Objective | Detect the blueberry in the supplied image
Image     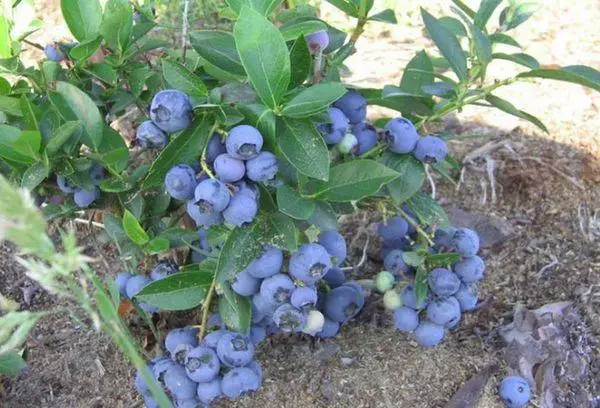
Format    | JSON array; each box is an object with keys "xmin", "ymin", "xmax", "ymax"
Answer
[
  {"xmin": 203, "ymin": 330, "xmax": 226, "ymax": 349},
  {"xmin": 433, "ymin": 227, "xmax": 457, "ymax": 249},
  {"xmin": 165, "ymin": 327, "xmax": 199, "ymax": 363},
  {"xmin": 375, "ymin": 271, "xmax": 395, "ymax": 293},
  {"xmin": 451, "ymin": 228, "xmax": 481, "ymax": 258},
  {"xmin": 165, "ymin": 164, "xmax": 197, "ymax": 200},
  {"xmin": 306, "ymin": 30, "xmax": 329, "ymax": 54},
  {"xmin": 454, "ymin": 283, "xmax": 478, "ymax": 311},
  {"xmin": 44, "ymin": 44, "xmax": 64, "ymax": 62},
  {"xmin": 152, "ymin": 357, "xmax": 177, "ymax": 382},
  {"xmin": 222, "ymin": 192, "xmax": 258, "ymax": 227},
  {"xmin": 289, "ymin": 243, "xmax": 332, "ymax": 284},
  {"xmin": 378, "ymin": 216, "xmax": 409, "ymax": 241},
  {"xmin": 413, "ymin": 321, "xmax": 445, "ymax": 348},
  {"xmin": 174, "ymin": 399, "xmax": 201, "ymax": 408},
  {"xmin": 337, "ymin": 133, "xmax": 359, "ymax": 154},
  {"xmin": 317, "ymin": 107, "xmax": 349, "ymax": 144},
  {"xmin": 352, "ymin": 122, "xmax": 378, "ymax": 155},
  {"xmin": 381, "ymin": 238, "xmax": 411, "ymax": 259},
  {"xmin": 324, "ymin": 285, "xmax": 365, "ymax": 323},
  {"xmin": 89, "ymin": 164, "xmax": 105, "ymax": 185},
  {"xmin": 125, "ymin": 275, "xmax": 152, "ymax": 299},
  {"xmin": 231, "ymin": 270, "xmax": 260, "ymax": 296},
  {"xmin": 205, "ymin": 133, "xmax": 226, "ymax": 163},
  {"xmin": 136, "ymin": 120, "xmax": 168, "ymax": 149},
  {"xmin": 426, "ymin": 297, "xmax": 461, "ymax": 328},
  {"xmin": 245, "ymin": 246, "xmax": 283, "ymax": 279},
  {"xmin": 245, "ymin": 151, "xmax": 278, "ymax": 182},
  {"xmin": 413, "ymin": 135, "xmax": 448, "ymax": 164},
  {"xmin": 383, "ymin": 250, "xmax": 409, "ymax": 275},
  {"xmin": 194, "ymin": 179, "xmax": 231, "ymax": 213},
  {"xmin": 383, "ymin": 289, "xmax": 402, "ymax": 310},
  {"xmin": 249, "ymin": 326, "xmax": 267, "ymax": 345},
  {"xmin": 191, "ymin": 229, "xmax": 212, "ymax": 263},
  {"xmin": 324, "ymin": 266, "xmax": 345, "ymax": 288},
  {"xmin": 245, "ymin": 361, "xmax": 263, "ymax": 384},
  {"xmin": 74, "ymin": 187, "xmax": 100, "ymax": 208},
  {"xmin": 226, "ymin": 125, "xmax": 263, "ymax": 160},
  {"xmin": 234, "ymin": 180, "xmax": 260, "ymax": 201},
  {"xmin": 333, "ymin": 90, "xmax": 367, "ymax": 124},
  {"xmin": 498, "ymin": 376, "xmax": 531, "ymax": 408},
  {"xmin": 214, "ymin": 153, "xmax": 246, "ymax": 183},
  {"xmin": 186, "ymin": 202, "xmax": 223, "ymax": 227},
  {"xmin": 184, "ymin": 345, "xmax": 220, "ymax": 383},
  {"xmin": 56, "ymin": 175, "xmax": 76, "ymax": 193},
  {"xmin": 427, "ymin": 268, "xmax": 461, "ymax": 297},
  {"xmin": 393, "ymin": 306, "xmax": 420, "ymax": 332},
  {"xmin": 216, "ymin": 332, "xmax": 254, "ymax": 367},
  {"xmin": 384, "ymin": 117, "xmax": 419, "ymax": 154},
  {"xmin": 273, "ymin": 303, "xmax": 307, "ymax": 333},
  {"xmin": 114, "ymin": 272, "xmax": 132, "ymax": 297},
  {"xmin": 196, "ymin": 377, "xmax": 222, "ymax": 405},
  {"xmin": 150, "ymin": 90, "xmax": 193, "ymax": 133},
  {"xmin": 143, "ymin": 396, "xmax": 159, "ymax": 408},
  {"xmin": 150, "ymin": 259, "xmax": 179, "ymax": 281},
  {"xmin": 290, "ymin": 286, "xmax": 318, "ymax": 309},
  {"xmin": 260, "ymin": 274, "xmax": 295, "ymax": 306},
  {"xmin": 135, "ymin": 365, "xmax": 155, "ymax": 396},
  {"xmin": 316, "ymin": 317, "xmax": 340, "ymax": 338},
  {"xmin": 221, "ymin": 367, "xmax": 261, "ymax": 399},
  {"xmin": 163, "ymin": 364, "xmax": 198, "ymax": 401},
  {"xmin": 401, "ymin": 283, "xmax": 430, "ymax": 310},
  {"xmin": 318, "ymin": 230, "xmax": 347, "ymax": 266},
  {"xmin": 252, "ymin": 293, "xmax": 276, "ymax": 320}
]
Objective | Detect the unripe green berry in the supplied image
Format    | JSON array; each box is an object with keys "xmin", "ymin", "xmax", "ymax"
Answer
[
  {"xmin": 375, "ymin": 271, "xmax": 395, "ymax": 293},
  {"xmin": 302, "ymin": 310, "xmax": 325, "ymax": 335},
  {"xmin": 337, "ymin": 133, "xmax": 358, "ymax": 154},
  {"xmin": 383, "ymin": 289, "xmax": 402, "ymax": 310}
]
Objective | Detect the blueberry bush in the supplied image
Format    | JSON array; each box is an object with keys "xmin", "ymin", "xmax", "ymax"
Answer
[{"xmin": 0, "ymin": 0, "xmax": 598, "ymax": 407}]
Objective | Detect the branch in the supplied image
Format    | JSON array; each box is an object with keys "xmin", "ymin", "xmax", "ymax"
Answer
[{"xmin": 181, "ymin": 0, "xmax": 191, "ymax": 64}]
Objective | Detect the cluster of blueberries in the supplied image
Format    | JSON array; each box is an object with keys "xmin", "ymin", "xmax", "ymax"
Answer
[
  {"xmin": 55, "ymin": 163, "xmax": 105, "ymax": 208},
  {"xmin": 372, "ymin": 211, "xmax": 485, "ymax": 348}
]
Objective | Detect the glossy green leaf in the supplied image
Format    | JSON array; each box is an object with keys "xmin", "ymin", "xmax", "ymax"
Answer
[
  {"xmin": 492, "ymin": 52, "xmax": 539, "ymax": 69},
  {"xmin": 122, "ymin": 209, "xmax": 149, "ymax": 245},
  {"xmin": 162, "ymin": 59, "xmax": 208, "ymax": 97},
  {"xmin": 406, "ymin": 192, "xmax": 452, "ymax": 231},
  {"xmin": 307, "ymin": 201, "xmax": 339, "ymax": 231},
  {"xmin": 215, "ymin": 225, "xmax": 262, "ymax": 286},
  {"xmin": 380, "ymin": 152, "xmax": 425, "ymax": 203},
  {"xmin": 276, "ymin": 184, "xmax": 315, "ymax": 220},
  {"xmin": 20, "ymin": 95, "xmax": 39, "ymax": 130},
  {"xmin": 485, "ymin": 94, "xmax": 548, "ymax": 132},
  {"xmin": 219, "ymin": 284, "xmax": 252, "ymax": 333},
  {"xmin": 402, "ymin": 251, "xmax": 424, "ymax": 267},
  {"xmin": 60, "ymin": 0, "xmax": 102, "ymax": 41},
  {"xmin": 256, "ymin": 212, "xmax": 298, "ymax": 251},
  {"xmin": 471, "ymin": 24, "xmax": 492, "ymax": 68},
  {"xmin": 369, "ymin": 9, "xmax": 397, "ymax": 24},
  {"xmin": 282, "ymin": 83, "xmax": 346, "ymax": 118},
  {"xmin": 289, "ymin": 35, "xmax": 311, "ymax": 86},
  {"xmin": 414, "ymin": 265, "xmax": 429, "ymax": 306},
  {"xmin": 135, "ymin": 271, "xmax": 213, "ymax": 310},
  {"xmin": 189, "ymin": 31, "xmax": 246, "ymax": 77},
  {"xmin": 280, "ymin": 19, "xmax": 327, "ymax": 41},
  {"xmin": 100, "ymin": 0, "xmax": 133, "ymax": 55},
  {"xmin": 517, "ymin": 66, "xmax": 600, "ymax": 93},
  {"xmin": 146, "ymin": 237, "xmax": 170, "ymax": 254},
  {"xmin": 234, "ymin": 7, "xmax": 290, "ymax": 109}
]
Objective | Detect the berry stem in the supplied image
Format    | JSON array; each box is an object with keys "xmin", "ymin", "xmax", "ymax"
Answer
[
  {"xmin": 396, "ymin": 206, "xmax": 435, "ymax": 246},
  {"xmin": 349, "ymin": 18, "xmax": 367, "ymax": 45},
  {"xmin": 181, "ymin": 0, "xmax": 191, "ymax": 64},
  {"xmin": 23, "ymin": 39, "xmax": 44, "ymax": 51},
  {"xmin": 200, "ymin": 124, "xmax": 219, "ymax": 179},
  {"xmin": 197, "ymin": 276, "xmax": 217, "ymax": 341}
]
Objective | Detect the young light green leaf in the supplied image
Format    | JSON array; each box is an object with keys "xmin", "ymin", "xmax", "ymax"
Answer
[
  {"xmin": 406, "ymin": 192, "xmax": 452, "ymax": 231},
  {"xmin": 0, "ymin": 351, "xmax": 26, "ymax": 376},
  {"xmin": 135, "ymin": 271, "xmax": 213, "ymax": 310},
  {"xmin": 380, "ymin": 152, "xmax": 425, "ymax": 203},
  {"xmin": 162, "ymin": 59, "xmax": 208, "ymax": 97},
  {"xmin": 146, "ymin": 237, "xmax": 170, "ymax": 254},
  {"xmin": 60, "ymin": 0, "xmax": 102, "ymax": 41},
  {"xmin": 475, "ymin": 0, "xmax": 502, "ymax": 29},
  {"xmin": 486, "ymin": 94, "xmax": 548, "ymax": 132},
  {"xmin": 402, "ymin": 251, "xmax": 424, "ymax": 267},
  {"xmin": 282, "ymin": 83, "xmax": 347, "ymax": 118},
  {"xmin": 280, "ymin": 19, "xmax": 327, "ymax": 41},
  {"xmin": 0, "ymin": 16, "xmax": 10, "ymax": 59},
  {"xmin": 122, "ymin": 209, "xmax": 149, "ymax": 245},
  {"xmin": 368, "ymin": 9, "xmax": 397, "ymax": 24},
  {"xmin": 100, "ymin": 0, "xmax": 133, "ymax": 55},
  {"xmin": 492, "ymin": 52, "xmax": 539, "ymax": 69},
  {"xmin": 277, "ymin": 117, "xmax": 329, "ymax": 181},
  {"xmin": 276, "ymin": 184, "xmax": 315, "ymax": 220},
  {"xmin": 517, "ymin": 65, "xmax": 600, "ymax": 93},
  {"xmin": 421, "ymin": 8, "xmax": 468, "ymax": 81},
  {"xmin": 234, "ymin": 7, "xmax": 290, "ymax": 109}
]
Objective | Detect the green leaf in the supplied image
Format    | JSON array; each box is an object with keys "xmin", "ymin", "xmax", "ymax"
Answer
[
  {"xmin": 69, "ymin": 36, "xmax": 102, "ymax": 61},
  {"xmin": 450, "ymin": 0, "xmax": 476, "ymax": 18},
  {"xmin": 489, "ymin": 33, "xmax": 521, "ymax": 48},
  {"xmin": 20, "ymin": 95, "xmax": 40, "ymax": 130},
  {"xmin": 517, "ymin": 66, "xmax": 600, "ymax": 93},
  {"xmin": 0, "ymin": 95, "xmax": 23, "ymax": 116},
  {"xmin": 0, "ymin": 128, "xmax": 42, "ymax": 165},
  {"xmin": 45, "ymin": 121, "xmax": 81, "ymax": 156},
  {"xmin": 277, "ymin": 117, "xmax": 329, "ymax": 181},
  {"xmin": 142, "ymin": 115, "xmax": 214, "ymax": 189},
  {"xmin": 289, "ymin": 35, "xmax": 311, "ymax": 87},
  {"xmin": 99, "ymin": 177, "xmax": 132, "ymax": 192},
  {"xmin": 402, "ymin": 251, "xmax": 424, "ymax": 267},
  {"xmin": 282, "ymin": 83, "xmax": 347, "ymax": 118},
  {"xmin": 256, "ymin": 212, "xmax": 298, "ymax": 251},
  {"xmin": 414, "ymin": 265, "xmax": 429, "ymax": 306},
  {"xmin": 421, "ymin": 8, "xmax": 468, "ymax": 81},
  {"xmin": 426, "ymin": 253, "xmax": 461, "ymax": 268},
  {"xmin": 475, "ymin": 0, "xmax": 502, "ymax": 28},
  {"xmin": 52, "ymin": 81, "xmax": 104, "ymax": 150},
  {"xmin": 96, "ymin": 126, "xmax": 129, "ymax": 173},
  {"xmin": 406, "ymin": 192, "xmax": 452, "ymax": 231},
  {"xmin": 500, "ymin": 2, "xmax": 540, "ymax": 30},
  {"xmin": 0, "ymin": 16, "xmax": 11, "ymax": 58},
  {"xmin": 162, "ymin": 59, "xmax": 208, "ymax": 97},
  {"xmin": 86, "ymin": 63, "xmax": 117, "ymax": 85},
  {"xmin": 219, "ymin": 285, "xmax": 252, "ymax": 333},
  {"xmin": 146, "ymin": 237, "xmax": 170, "ymax": 254},
  {"xmin": 470, "ymin": 25, "xmax": 492, "ymax": 68},
  {"xmin": 438, "ymin": 17, "xmax": 467, "ymax": 37},
  {"xmin": 135, "ymin": 271, "xmax": 213, "ymax": 311},
  {"xmin": 0, "ymin": 351, "xmax": 26, "ymax": 376},
  {"xmin": 60, "ymin": 0, "xmax": 102, "ymax": 41},
  {"xmin": 485, "ymin": 94, "xmax": 548, "ymax": 132},
  {"xmin": 100, "ymin": 0, "xmax": 133, "ymax": 55},
  {"xmin": 215, "ymin": 226, "xmax": 262, "ymax": 286},
  {"xmin": 400, "ymin": 51, "xmax": 435, "ymax": 96},
  {"xmin": 234, "ymin": 6, "xmax": 290, "ymax": 109},
  {"xmin": 368, "ymin": 9, "xmax": 397, "ymax": 24},
  {"xmin": 225, "ymin": 0, "xmax": 281, "ymax": 16},
  {"xmin": 103, "ymin": 212, "xmax": 126, "ymax": 243},
  {"xmin": 307, "ymin": 201, "xmax": 339, "ymax": 231},
  {"xmin": 277, "ymin": 184, "xmax": 315, "ymax": 220},
  {"xmin": 311, "ymin": 160, "xmax": 400, "ymax": 202},
  {"xmin": 190, "ymin": 31, "xmax": 245, "ymax": 77},
  {"xmin": 380, "ymin": 152, "xmax": 425, "ymax": 203},
  {"xmin": 280, "ymin": 19, "xmax": 327, "ymax": 41},
  {"xmin": 21, "ymin": 160, "xmax": 49, "ymax": 190},
  {"xmin": 122, "ymin": 209, "xmax": 149, "ymax": 245},
  {"xmin": 492, "ymin": 52, "xmax": 539, "ymax": 69},
  {"xmin": 325, "ymin": 0, "xmax": 358, "ymax": 17}
]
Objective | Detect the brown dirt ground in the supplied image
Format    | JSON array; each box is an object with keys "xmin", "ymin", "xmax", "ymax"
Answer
[{"xmin": 1, "ymin": 1, "xmax": 599, "ymax": 407}]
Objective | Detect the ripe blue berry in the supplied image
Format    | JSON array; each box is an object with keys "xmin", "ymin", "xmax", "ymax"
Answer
[
  {"xmin": 196, "ymin": 377, "xmax": 222, "ymax": 404},
  {"xmin": 136, "ymin": 120, "xmax": 168, "ymax": 149},
  {"xmin": 383, "ymin": 250, "xmax": 409, "ymax": 275},
  {"xmin": 226, "ymin": 125, "xmax": 263, "ymax": 160},
  {"xmin": 273, "ymin": 303, "xmax": 307, "ymax": 333},
  {"xmin": 186, "ymin": 202, "xmax": 223, "ymax": 227},
  {"xmin": 203, "ymin": 330, "xmax": 226, "ymax": 349},
  {"xmin": 56, "ymin": 175, "xmax": 76, "ymax": 193},
  {"xmin": 194, "ymin": 179, "xmax": 231, "ymax": 213},
  {"xmin": 324, "ymin": 266, "xmax": 345, "ymax": 288},
  {"xmin": 44, "ymin": 44, "xmax": 64, "ymax": 62},
  {"xmin": 231, "ymin": 269, "xmax": 260, "ymax": 297},
  {"xmin": 454, "ymin": 255, "xmax": 485, "ymax": 282},
  {"xmin": 165, "ymin": 327, "xmax": 199, "ymax": 362},
  {"xmin": 246, "ymin": 360, "xmax": 263, "ymax": 384},
  {"xmin": 384, "ymin": 117, "xmax": 419, "ymax": 153},
  {"xmin": 74, "ymin": 187, "xmax": 100, "ymax": 208},
  {"xmin": 246, "ymin": 151, "xmax": 278, "ymax": 182},
  {"xmin": 252, "ymin": 293, "xmax": 276, "ymax": 320},
  {"xmin": 451, "ymin": 228, "xmax": 480, "ymax": 257},
  {"xmin": 333, "ymin": 90, "xmax": 367, "ymax": 124},
  {"xmin": 401, "ymin": 283, "xmax": 430, "ymax": 310},
  {"xmin": 205, "ymin": 132, "xmax": 226, "ymax": 163},
  {"xmin": 306, "ymin": 30, "xmax": 329, "ymax": 54},
  {"xmin": 216, "ymin": 332, "xmax": 254, "ymax": 367},
  {"xmin": 162, "ymin": 364, "xmax": 198, "ymax": 401},
  {"xmin": 427, "ymin": 268, "xmax": 461, "ymax": 297},
  {"xmin": 221, "ymin": 367, "xmax": 261, "ymax": 399},
  {"xmin": 114, "ymin": 272, "xmax": 132, "ymax": 297},
  {"xmin": 125, "ymin": 275, "xmax": 151, "ymax": 299},
  {"xmin": 260, "ymin": 274, "xmax": 295, "ymax": 306},
  {"xmin": 222, "ymin": 192, "xmax": 258, "ymax": 227},
  {"xmin": 316, "ymin": 317, "xmax": 340, "ymax": 338},
  {"xmin": 89, "ymin": 164, "xmax": 105, "ymax": 185},
  {"xmin": 413, "ymin": 321, "xmax": 445, "ymax": 348},
  {"xmin": 289, "ymin": 243, "xmax": 332, "ymax": 284},
  {"xmin": 324, "ymin": 285, "xmax": 365, "ymax": 323},
  {"xmin": 393, "ymin": 306, "xmax": 420, "ymax": 332},
  {"xmin": 454, "ymin": 283, "xmax": 478, "ymax": 311},
  {"xmin": 150, "ymin": 90, "xmax": 193, "ymax": 133},
  {"xmin": 150, "ymin": 260, "xmax": 179, "ymax": 281},
  {"xmin": 165, "ymin": 164, "xmax": 197, "ymax": 200},
  {"xmin": 234, "ymin": 180, "xmax": 260, "ymax": 200},
  {"xmin": 249, "ymin": 326, "xmax": 267, "ymax": 345},
  {"xmin": 245, "ymin": 246, "xmax": 283, "ymax": 279},
  {"xmin": 214, "ymin": 153, "xmax": 245, "ymax": 183},
  {"xmin": 378, "ymin": 216, "xmax": 409, "ymax": 241},
  {"xmin": 352, "ymin": 122, "xmax": 377, "ymax": 155},
  {"xmin": 413, "ymin": 135, "xmax": 448, "ymax": 164},
  {"xmin": 498, "ymin": 376, "xmax": 531, "ymax": 408},
  {"xmin": 433, "ymin": 227, "xmax": 457, "ymax": 249},
  {"xmin": 426, "ymin": 297, "xmax": 461, "ymax": 328},
  {"xmin": 317, "ymin": 107, "xmax": 349, "ymax": 144},
  {"xmin": 184, "ymin": 346, "xmax": 220, "ymax": 383},
  {"xmin": 290, "ymin": 286, "xmax": 318, "ymax": 309},
  {"xmin": 318, "ymin": 230, "xmax": 347, "ymax": 266}
]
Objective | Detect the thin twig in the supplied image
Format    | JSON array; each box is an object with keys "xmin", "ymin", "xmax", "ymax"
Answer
[
  {"xmin": 181, "ymin": 0, "xmax": 191, "ymax": 64},
  {"xmin": 312, "ymin": 48, "xmax": 324, "ymax": 83},
  {"xmin": 396, "ymin": 207, "xmax": 435, "ymax": 246},
  {"xmin": 23, "ymin": 39, "xmax": 45, "ymax": 51},
  {"xmin": 535, "ymin": 254, "xmax": 559, "ymax": 279},
  {"xmin": 424, "ymin": 164, "xmax": 436, "ymax": 199},
  {"xmin": 198, "ymin": 278, "xmax": 216, "ymax": 341},
  {"xmin": 73, "ymin": 218, "xmax": 105, "ymax": 229}
]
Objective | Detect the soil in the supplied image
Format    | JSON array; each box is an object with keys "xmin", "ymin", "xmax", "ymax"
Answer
[{"xmin": 1, "ymin": 1, "xmax": 599, "ymax": 407}]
